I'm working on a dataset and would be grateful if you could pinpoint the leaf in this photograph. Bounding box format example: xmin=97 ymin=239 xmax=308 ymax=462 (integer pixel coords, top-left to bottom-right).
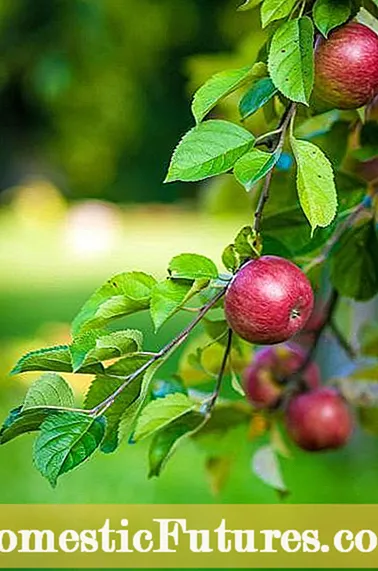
xmin=239 ymin=77 xmax=278 ymax=120
xmin=238 ymin=0 xmax=263 ymax=10
xmin=70 ymin=329 xmax=143 ymax=372
xmin=84 ymin=354 xmax=151 ymax=453
xmin=72 ymin=272 xmax=157 ymax=335
xmin=11 ymin=345 xmax=101 ymax=376
xmin=268 ymin=17 xmax=314 ymax=105
xmin=231 ymin=370 xmax=246 ymax=397
xmin=330 ymin=217 xmax=378 ymax=301
xmin=261 ymin=0 xmax=297 ymax=27
xmin=169 ymin=253 xmax=218 ymax=280
xmin=234 ymin=225 xmax=260 ymax=262
xmin=164 ymin=120 xmax=255 ymax=183
xmin=0 ymin=406 xmax=53 ymax=445
xmin=251 ymin=444 xmax=287 ymax=493
xmin=134 ymin=393 xmax=197 ymax=442
xmin=192 ymin=66 xmax=254 ymax=124
xmin=222 ymin=244 xmax=238 ymax=273
xmin=313 ymin=0 xmax=351 ymax=37
xmin=34 ymin=412 xmax=105 ymax=487
xmin=356 ymin=7 xmax=378 ymax=35
xmin=23 ymin=373 xmax=74 ymax=410
xmin=234 ymin=148 xmax=279 ymax=190
xmin=358 ymin=407 xmax=378 ymax=436
xmin=206 ymin=456 xmax=232 ymax=494
xmin=148 ymin=411 xmax=207 ymax=477
xmin=290 ymin=137 xmax=337 ymax=233
xmin=358 ymin=323 xmax=378 ymax=357
xmin=150 ymin=279 xmax=195 ymax=332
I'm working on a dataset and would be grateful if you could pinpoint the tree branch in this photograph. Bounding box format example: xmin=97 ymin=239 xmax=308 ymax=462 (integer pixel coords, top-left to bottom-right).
xmin=90 ymin=287 xmax=227 ymax=416
xmin=253 ymin=102 xmax=297 ymax=234
xmin=329 ymin=319 xmax=358 ymax=360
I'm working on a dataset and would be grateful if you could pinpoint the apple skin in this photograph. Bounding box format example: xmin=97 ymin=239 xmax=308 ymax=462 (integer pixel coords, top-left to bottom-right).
xmin=286 ymin=388 xmax=353 ymax=451
xmin=244 ymin=343 xmax=321 ymax=409
xmin=224 ymin=256 xmax=314 ymax=345
xmin=313 ymin=22 xmax=378 ymax=110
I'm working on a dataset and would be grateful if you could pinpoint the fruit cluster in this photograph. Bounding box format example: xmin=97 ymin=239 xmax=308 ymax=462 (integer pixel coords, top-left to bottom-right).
xmin=226 ymin=256 xmax=353 ymax=452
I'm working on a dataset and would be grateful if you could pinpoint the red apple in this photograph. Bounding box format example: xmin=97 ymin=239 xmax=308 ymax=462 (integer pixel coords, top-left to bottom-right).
xmin=224 ymin=256 xmax=314 ymax=344
xmin=313 ymin=22 xmax=378 ymax=110
xmin=286 ymin=387 xmax=353 ymax=451
xmin=244 ymin=343 xmax=321 ymax=408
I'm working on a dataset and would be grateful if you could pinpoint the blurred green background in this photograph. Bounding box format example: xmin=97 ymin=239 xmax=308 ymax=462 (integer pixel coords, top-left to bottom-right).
xmin=0 ymin=0 xmax=378 ymax=504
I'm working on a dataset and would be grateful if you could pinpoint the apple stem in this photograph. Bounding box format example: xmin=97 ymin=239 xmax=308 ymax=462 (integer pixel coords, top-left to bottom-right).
xmin=253 ymin=102 xmax=297 ymax=234
xmin=205 ymin=328 xmax=233 ymax=414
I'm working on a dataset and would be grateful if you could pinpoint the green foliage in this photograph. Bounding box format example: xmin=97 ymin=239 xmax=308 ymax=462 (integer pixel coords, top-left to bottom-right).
xmin=330 ymin=216 xmax=378 ymax=301
xmin=239 ymin=78 xmax=278 ymax=120
xmin=234 ymin=148 xmax=279 ymax=190
xmin=33 ymin=412 xmax=106 ymax=487
xmin=148 ymin=411 xmax=207 ymax=477
xmin=168 ymin=253 xmax=218 ymax=280
xmin=358 ymin=323 xmax=378 ymax=357
xmin=0 ymin=407 xmax=53 ymax=445
xmin=268 ymin=17 xmax=314 ymax=105
xmin=72 ymin=272 xmax=157 ymax=334
xmin=290 ymin=137 xmax=337 ymax=233
xmin=192 ymin=65 xmax=264 ymax=124
xmin=84 ymin=354 xmax=152 ymax=453
xmin=164 ymin=120 xmax=255 ymax=183
xmin=313 ymin=0 xmax=352 ymax=37
xmin=134 ymin=393 xmax=198 ymax=441
xmin=261 ymin=0 xmax=297 ymax=28
xmin=11 ymin=345 xmax=101 ymax=376
xmin=238 ymin=0 xmax=263 ymax=10
xmin=23 ymin=374 xmax=74 ymax=410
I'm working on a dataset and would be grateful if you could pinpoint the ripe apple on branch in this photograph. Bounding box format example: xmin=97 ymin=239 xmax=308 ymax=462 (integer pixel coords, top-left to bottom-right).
xmin=1 ymin=0 xmax=378 ymax=493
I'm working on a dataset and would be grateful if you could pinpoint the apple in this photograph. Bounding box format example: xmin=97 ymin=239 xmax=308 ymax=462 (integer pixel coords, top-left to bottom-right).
xmin=286 ymin=387 xmax=353 ymax=451
xmin=224 ymin=256 xmax=314 ymax=344
xmin=244 ymin=343 xmax=320 ymax=408
xmin=313 ymin=22 xmax=378 ymax=110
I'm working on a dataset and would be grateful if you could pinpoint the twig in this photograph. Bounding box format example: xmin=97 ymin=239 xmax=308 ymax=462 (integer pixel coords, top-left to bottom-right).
xmin=204 ymin=328 xmax=233 ymax=414
xmin=329 ymin=319 xmax=357 ymax=360
xmin=91 ymin=287 xmax=227 ymax=416
xmin=253 ymin=102 xmax=297 ymax=234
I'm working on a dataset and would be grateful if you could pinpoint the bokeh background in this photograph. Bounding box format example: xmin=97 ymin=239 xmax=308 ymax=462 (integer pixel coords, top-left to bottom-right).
xmin=0 ymin=0 xmax=378 ymax=504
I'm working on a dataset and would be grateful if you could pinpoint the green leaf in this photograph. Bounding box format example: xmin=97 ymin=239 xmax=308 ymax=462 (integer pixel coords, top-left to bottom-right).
xmin=148 ymin=411 xmax=207 ymax=477
xmin=150 ymin=279 xmax=193 ymax=332
xmin=358 ymin=407 xmax=378 ymax=436
xmin=205 ymin=456 xmax=232 ymax=494
xmin=238 ymin=0 xmax=263 ymax=10
xmin=234 ymin=148 xmax=279 ymax=190
xmin=192 ymin=66 xmax=254 ymax=124
xmin=252 ymin=444 xmax=287 ymax=493
xmin=134 ymin=393 xmax=197 ymax=442
xmin=268 ymin=17 xmax=314 ymax=105
xmin=231 ymin=370 xmax=246 ymax=397
xmin=11 ymin=345 xmax=101 ymax=376
xmin=34 ymin=412 xmax=105 ymax=487
xmin=84 ymin=354 xmax=151 ymax=453
xmin=72 ymin=272 xmax=157 ymax=335
xmin=165 ymin=120 xmax=255 ymax=183
xmin=239 ymin=77 xmax=278 ymax=120
xmin=330 ymin=216 xmax=378 ymax=301
xmin=358 ymin=323 xmax=378 ymax=357
xmin=23 ymin=373 xmax=74 ymax=410
xmin=261 ymin=0 xmax=297 ymax=27
xmin=290 ymin=137 xmax=337 ymax=233
xmin=356 ymin=7 xmax=378 ymax=35
xmin=313 ymin=0 xmax=351 ymax=37
xmin=203 ymin=317 xmax=229 ymax=345
xmin=169 ymin=253 xmax=218 ymax=280
xmin=70 ymin=329 xmax=143 ymax=372
xmin=234 ymin=225 xmax=260 ymax=263
xmin=222 ymin=244 xmax=238 ymax=273
xmin=0 ymin=406 xmax=53 ymax=445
